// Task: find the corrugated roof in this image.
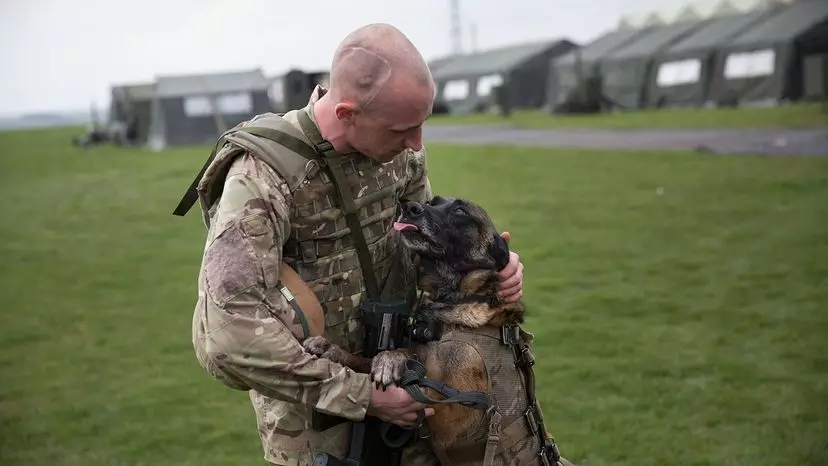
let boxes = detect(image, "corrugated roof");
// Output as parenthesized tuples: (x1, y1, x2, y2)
(556, 29, 648, 65)
(664, 9, 772, 54)
(155, 69, 270, 98)
(728, 0, 828, 47)
(606, 20, 707, 60)
(432, 40, 568, 79)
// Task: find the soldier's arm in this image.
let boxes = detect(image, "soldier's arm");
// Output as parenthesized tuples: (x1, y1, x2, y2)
(400, 147, 433, 204)
(197, 154, 373, 421)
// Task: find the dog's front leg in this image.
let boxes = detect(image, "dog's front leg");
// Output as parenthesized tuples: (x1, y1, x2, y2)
(302, 336, 372, 373)
(370, 349, 411, 389)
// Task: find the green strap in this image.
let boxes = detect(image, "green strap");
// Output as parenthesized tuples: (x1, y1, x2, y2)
(172, 128, 237, 216)
(297, 108, 382, 301)
(240, 126, 320, 161)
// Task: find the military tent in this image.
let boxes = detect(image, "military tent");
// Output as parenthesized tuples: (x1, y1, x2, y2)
(645, 8, 775, 108)
(709, 0, 828, 105)
(146, 69, 272, 150)
(599, 19, 708, 109)
(548, 28, 648, 108)
(432, 39, 578, 114)
(108, 82, 155, 145)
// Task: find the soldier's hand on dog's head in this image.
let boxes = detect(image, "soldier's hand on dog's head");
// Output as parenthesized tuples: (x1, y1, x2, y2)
(497, 231, 524, 303)
(367, 385, 435, 427)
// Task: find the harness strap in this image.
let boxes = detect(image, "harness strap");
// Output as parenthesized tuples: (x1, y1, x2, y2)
(482, 407, 502, 466)
(399, 360, 491, 410)
(501, 324, 562, 465)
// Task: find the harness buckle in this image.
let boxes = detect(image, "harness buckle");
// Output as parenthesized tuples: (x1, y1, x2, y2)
(524, 406, 539, 437)
(501, 325, 520, 345)
(517, 345, 535, 368)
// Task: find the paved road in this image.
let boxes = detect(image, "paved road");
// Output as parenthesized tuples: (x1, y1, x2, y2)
(423, 125, 828, 156)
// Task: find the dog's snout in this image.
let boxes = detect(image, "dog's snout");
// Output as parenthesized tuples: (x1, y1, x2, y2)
(404, 202, 425, 217)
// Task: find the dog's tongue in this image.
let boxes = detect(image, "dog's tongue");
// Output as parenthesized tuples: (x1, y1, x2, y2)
(393, 222, 418, 232)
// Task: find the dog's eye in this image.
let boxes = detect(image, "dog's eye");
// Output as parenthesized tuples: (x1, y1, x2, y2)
(454, 207, 466, 216)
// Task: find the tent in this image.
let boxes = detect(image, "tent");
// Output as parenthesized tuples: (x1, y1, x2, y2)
(432, 39, 578, 114)
(708, 0, 828, 105)
(146, 69, 272, 150)
(108, 82, 155, 145)
(548, 28, 648, 108)
(599, 19, 708, 109)
(645, 8, 774, 108)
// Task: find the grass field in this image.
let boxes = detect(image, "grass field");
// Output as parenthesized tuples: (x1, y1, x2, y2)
(1, 126, 827, 466)
(427, 102, 828, 130)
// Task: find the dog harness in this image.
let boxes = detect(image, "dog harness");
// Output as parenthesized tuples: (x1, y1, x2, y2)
(401, 316, 563, 466)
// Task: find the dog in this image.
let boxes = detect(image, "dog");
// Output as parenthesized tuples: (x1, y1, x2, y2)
(303, 196, 548, 464)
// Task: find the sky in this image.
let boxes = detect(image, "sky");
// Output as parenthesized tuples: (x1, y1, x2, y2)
(1, 0, 733, 117)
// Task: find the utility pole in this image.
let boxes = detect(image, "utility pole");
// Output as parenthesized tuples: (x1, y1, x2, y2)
(450, 0, 462, 55)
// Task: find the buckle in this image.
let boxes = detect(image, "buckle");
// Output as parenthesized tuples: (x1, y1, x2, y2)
(517, 346, 535, 367)
(524, 407, 539, 437)
(501, 325, 520, 345)
(545, 440, 561, 462)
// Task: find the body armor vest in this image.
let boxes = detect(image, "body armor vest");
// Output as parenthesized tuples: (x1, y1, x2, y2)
(191, 107, 412, 354)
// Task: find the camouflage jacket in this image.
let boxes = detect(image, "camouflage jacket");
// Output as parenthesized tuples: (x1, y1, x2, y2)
(191, 86, 432, 464)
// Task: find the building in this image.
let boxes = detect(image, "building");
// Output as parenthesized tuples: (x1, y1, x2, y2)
(708, 0, 828, 105)
(145, 68, 272, 150)
(431, 39, 578, 114)
(598, 19, 708, 109)
(548, 28, 649, 108)
(644, 7, 775, 108)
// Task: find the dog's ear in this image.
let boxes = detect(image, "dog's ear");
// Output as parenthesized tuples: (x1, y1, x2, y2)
(491, 233, 510, 271)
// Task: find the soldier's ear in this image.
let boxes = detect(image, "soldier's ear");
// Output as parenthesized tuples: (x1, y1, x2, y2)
(491, 233, 510, 271)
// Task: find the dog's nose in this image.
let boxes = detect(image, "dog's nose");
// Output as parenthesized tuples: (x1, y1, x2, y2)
(404, 201, 424, 217)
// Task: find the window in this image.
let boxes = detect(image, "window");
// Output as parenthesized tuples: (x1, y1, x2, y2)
(269, 78, 284, 103)
(442, 80, 470, 101)
(476, 74, 503, 97)
(183, 96, 212, 117)
(724, 49, 775, 79)
(657, 59, 702, 87)
(217, 92, 253, 114)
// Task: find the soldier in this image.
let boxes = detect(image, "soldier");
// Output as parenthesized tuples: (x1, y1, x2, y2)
(188, 23, 525, 466)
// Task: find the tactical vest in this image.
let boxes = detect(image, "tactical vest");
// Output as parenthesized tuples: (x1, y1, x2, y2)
(403, 322, 563, 466)
(182, 106, 412, 355)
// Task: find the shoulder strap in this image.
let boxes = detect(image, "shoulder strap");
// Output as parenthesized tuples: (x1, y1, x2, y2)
(296, 108, 382, 301)
(171, 114, 319, 217)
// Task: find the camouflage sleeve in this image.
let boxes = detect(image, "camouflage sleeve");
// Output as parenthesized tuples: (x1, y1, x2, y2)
(401, 147, 433, 204)
(196, 153, 373, 421)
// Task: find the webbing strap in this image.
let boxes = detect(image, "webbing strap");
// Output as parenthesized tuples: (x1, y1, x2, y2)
(171, 119, 319, 217)
(399, 359, 491, 410)
(296, 108, 381, 301)
(171, 127, 236, 216)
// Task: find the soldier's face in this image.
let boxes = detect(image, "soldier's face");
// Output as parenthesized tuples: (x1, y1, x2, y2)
(346, 78, 434, 162)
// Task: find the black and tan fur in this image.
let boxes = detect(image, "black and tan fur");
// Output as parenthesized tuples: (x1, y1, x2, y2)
(302, 195, 524, 451)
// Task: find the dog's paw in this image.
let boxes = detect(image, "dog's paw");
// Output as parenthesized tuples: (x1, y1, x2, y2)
(370, 351, 409, 389)
(302, 336, 332, 357)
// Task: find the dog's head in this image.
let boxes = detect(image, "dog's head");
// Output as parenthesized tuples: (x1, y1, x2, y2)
(393, 196, 510, 275)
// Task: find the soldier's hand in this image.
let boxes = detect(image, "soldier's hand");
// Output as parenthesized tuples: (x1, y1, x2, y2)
(367, 385, 435, 428)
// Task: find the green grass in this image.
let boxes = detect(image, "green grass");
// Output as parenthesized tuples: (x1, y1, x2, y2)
(1, 126, 827, 466)
(427, 101, 828, 129)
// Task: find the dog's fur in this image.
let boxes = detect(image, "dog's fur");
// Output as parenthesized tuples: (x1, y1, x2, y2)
(302, 195, 525, 451)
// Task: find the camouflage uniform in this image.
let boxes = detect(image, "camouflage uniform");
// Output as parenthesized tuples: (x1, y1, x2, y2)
(191, 85, 439, 465)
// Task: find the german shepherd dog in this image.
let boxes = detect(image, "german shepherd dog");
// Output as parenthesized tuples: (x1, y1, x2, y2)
(302, 195, 526, 452)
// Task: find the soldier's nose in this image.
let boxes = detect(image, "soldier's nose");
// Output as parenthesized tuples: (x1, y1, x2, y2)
(404, 202, 424, 217)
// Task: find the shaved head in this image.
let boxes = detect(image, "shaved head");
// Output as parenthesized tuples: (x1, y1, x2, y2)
(328, 23, 434, 113)
(314, 23, 434, 162)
